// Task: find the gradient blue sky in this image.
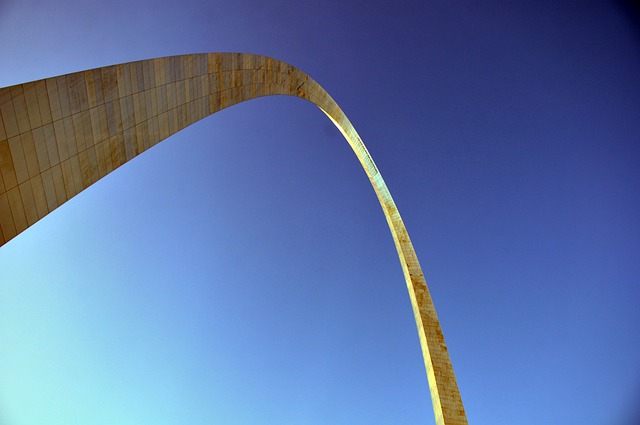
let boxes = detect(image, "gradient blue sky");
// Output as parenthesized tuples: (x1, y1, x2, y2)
(1, 1, 639, 424)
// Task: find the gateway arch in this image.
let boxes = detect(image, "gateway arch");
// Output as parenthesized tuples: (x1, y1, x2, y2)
(0, 53, 467, 425)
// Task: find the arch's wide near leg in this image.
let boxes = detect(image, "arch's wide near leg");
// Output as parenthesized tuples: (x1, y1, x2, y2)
(0, 53, 467, 425)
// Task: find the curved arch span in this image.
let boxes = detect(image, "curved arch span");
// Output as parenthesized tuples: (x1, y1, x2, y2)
(0, 53, 466, 425)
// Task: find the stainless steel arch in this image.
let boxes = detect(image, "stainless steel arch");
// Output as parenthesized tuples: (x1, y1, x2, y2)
(0, 53, 467, 425)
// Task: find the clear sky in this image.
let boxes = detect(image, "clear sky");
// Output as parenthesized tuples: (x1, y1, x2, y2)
(1, 1, 639, 424)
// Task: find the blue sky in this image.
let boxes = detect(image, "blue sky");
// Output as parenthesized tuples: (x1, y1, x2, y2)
(0, 1, 639, 424)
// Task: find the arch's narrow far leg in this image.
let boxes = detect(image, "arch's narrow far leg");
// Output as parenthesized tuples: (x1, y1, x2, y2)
(0, 53, 467, 425)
